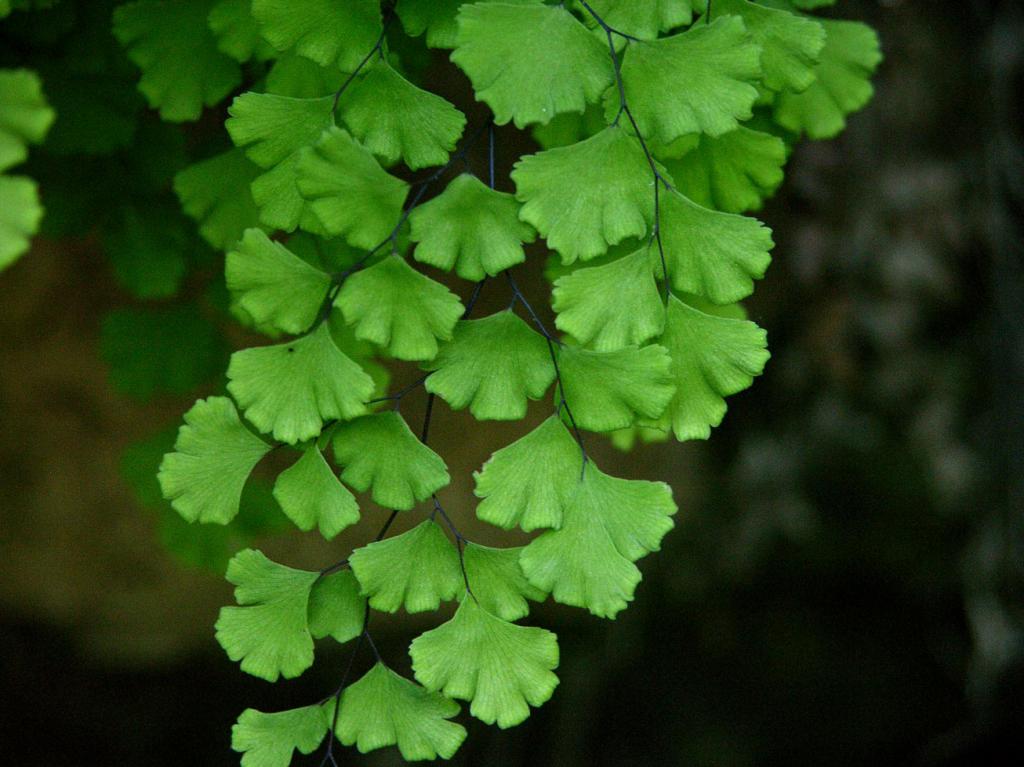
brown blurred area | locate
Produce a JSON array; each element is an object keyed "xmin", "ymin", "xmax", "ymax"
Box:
[{"xmin": 2, "ymin": 0, "xmax": 1023, "ymax": 765}]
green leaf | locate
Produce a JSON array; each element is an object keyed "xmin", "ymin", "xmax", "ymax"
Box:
[
  {"xmin": 513, "ymin": 126, "xmax": 663, "ymax": 263},
  {"xmin": 473, "ymin": 415, "xmax": 583, "ymax": 532},
  {"xmin": 396, "ymin": 0, "xmax": 467, "ymax": 48},
  {"xmin": 553, "ymin": 248, "xmax": 664, "ymax": 350},
  {"xmin": 226, "ymin": 92, "xmax": 334, "ymax": 232},
  {"xmin": 265, "ymin": 53, "xmax": 346, "ymax": 98},
  {"xmin": 451, "ymin": 3, "xmax": 611, "ymax": 128},
  {"xmin": 336, "ymin": 255, "xmax": 463, "ymax": 361},
  {"xmin": 652, "ymin": 295, "xmax": 769, "ymax": 440},
  {"xmin": 463, "ymin": 544, "xmax": 546, "ymax": 621},
  {"xmin": 410, "ymin": 173, "xmax": 534, "ymax": 280},
  {"xmin": 332, "ymin": 411, "xmax": 450, "ymax": 510},
  {"xmin": 614, "ymin": 16, "xmax": 762, "ymax": 142},
  {"xmin": 225, "ymin": 228, "xmax": 331, "ymax": 335},
  {"xmin": 712, "ymin": 0, "xmax": 825, "ymax": 93},
  {"xmin": 307, "ymin": 569, "xmax": 364, "ymax": 643},
  {"xmin": 215, "ymin": 549, "xmax": 319, "ymax": 681},
  {"xmin": 658, "ymin": 187, "xmax": 773, "ymax": 304},
  {"xmin": 209, "ymin": 0, "xmax": 273, "ymax": 62},
  {"xmin": 556, "ymin": 344, "xmax": 675, "ymax": 432},
  {"xmin": 773, "ymin": 18, "xmax": 882, "ymax": 139},
  {"xmin": 174, "ymin": 149, "xmax": 265, "ymax": 250},
  {"xmin": 0, "ymin": 69, "xmax": 55, "ymax": 171},
  {"xmin": 113, "ymin": 0, "xmax": 241, "ymax": 122},
  {"xmin": 575, "ymin": 0, "xmax": 704, "ymax": 44},
  {"xmin": 520, "ymin": 463, "xmax": 676, "ymax": 617},
  {"xmin": 251, "ymin": 0, "xmax": 382, "ymax": 71},
  {"xmin": 103, "ymin": 203, "xmax": 189, "ymax": 299},
  {"xmin": 0, "ymin": 175, "xmax": 42, "ymax": 269},
  {"xmin": 424, "ymin": 311, "xmax": 555, "ymax": 420},
  {"xmin": 273, "ymin": 446, "xmax": 359, "ymax": 539},
  {"xmin": 158, "ymin": 396, "xmax": 272, "ymax": 524},
  {"xmin": 410, "ymin": 596, "xmax": 559, "ymax": 728},
  {"xmin": 295, "ymin": 127, "xmax": 409, "ymax": 248},
  {"xmin": 349, "ymin": 519, "xmax": 461, "ymax": 612},
  {"xmin": 100, "ymin": 305, "xmax": 225, "ymax": 400},
  {"xmin": 232, "ymin": 706, "xmax": 328, "ymax": 767},
  {"xmin": 227, "ymin": 322, "xmax": 373, "ymax": 444},
  {"xmin": 339, "ymin": 60, "xmax": 466, "ymax": 170},
  {"xmin": 332, "ymin": 662, "xmax": 466, "ymax": 760},
  {"xmin": 660, "ymin": 127, "xmax": 786, "ymax": 213}
]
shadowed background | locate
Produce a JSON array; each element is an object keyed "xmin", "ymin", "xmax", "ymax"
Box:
[{"xmin": 1, "ymin": 0, "xmax": 1022, "ymax": 764}]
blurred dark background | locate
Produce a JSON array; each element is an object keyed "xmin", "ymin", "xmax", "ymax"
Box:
[{"xmin": 2, "ymin": 0, "xmax": 1023, "ymax": 764}]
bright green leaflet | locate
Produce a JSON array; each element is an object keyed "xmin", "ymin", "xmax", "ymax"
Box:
[
  {"xmin": 226, "ymin": 91, "xmax": 334, "ymax": 232},
  {"xmin": 232, "ymin": 706, "xmax": 328, "ymax": 767},
  {"xmin": 209, "ymin": 0, "xmax": 273, "ymax": 63},
  {"xmin": 552, "ymin": 248, "xmax": 665, "ymax": 350},
  {"xmin": 331, "ymin": 412, "xmax": 450, "ymax": 511},
  {"xmin": 473, "ymin": 415, "xmax": 583, "ymax": 532},
  {"xmin": 520, "ymin": 463, "xmax": 676, "ymax": 618},
  {"xmin": 272, "ymin": 446, "xmax": 359, "ymax": 539},
  {"xmin": 661, "ymin": 127, "xmax": 786, "ymax": 214},
  {"xmin": 335, "ymin": 255, "xmax": 464, "ymax": 362},
  {"xmin": 576, "ymin": 0, "xmax": 705, "ymax": 45},
  {"xmin": 225, "ymin": 228, "xmax": 331, "ymax": 336},
  {"xmin": 451, "ymin": 3, "xmax": 610, "ymax": 128},
  {"xmin": 0, "ymin": 175, "xmax": 42, "ymax": 269},
  {"xmin": 331, "ymin": 663, "xmax": 467, "ymax": 761},
  {"xmin": 614, "ymin": 15, "xmax": 762, "ymax": 142},
  {"xmin": 113, "ymin": 0, "xmax": 241, "ymax": 122},
  {"xmin": 348, "ymin": 519, "xmax": 462, "ymax": 613},
  {"xmin": 215, "ymin": 548, "xmax": 320, "ymax": 682},
  {"xmin": 773, "ymin": 18, "xmax": 882, "ymax": 139},
  {"xmin": 250, "ymin": 0, "xmax": 382, "ymax": 72},
  {"xmin": 711, "ymin": 0, "xmax": 825, "ymax": 93},
  {"xmin": 339, "ymin": 60, "xmax": 466, "ymax": 171},
  {"xmin": 658, "ymin": 186, "xmax": 774, "ymax": 304},
  {"xmin": 410, "ymin": 597, "xmax": 559, "ymax": 728},
  {"xmin": 513, "ymin": 126, "xmax": 665, "ymax": 263},
  {"xmin": 0, "ymin": 69, "xmax": 54, "ymax": 171},
  {"xmin": 158, "ymin": 396, "xmax": 272, "ymax": 524},
  {"xmin": 556, "ymin": 344, "xmax": 676, "ymax": 432},
  {"xmin": 174, "ymin": 148, "xmax": 265, "ymax": 250},
  {"xmin": 463, "ymin": 544, "xmax": 547, "ymax": 621},
  {"xmin": 423, "ymin": 311, "xmax": 555, "ymax": 421},
  {"xmin": 307, "ymin": 569, "xmax": 364, "ymax": 643},
  {"xmin": 409, "ymin": 173, "xmax": 535, "ymax": 280},
  {"xmin": 295, "ymin": 126, "xmax": 409, "ymax": 248},
  {"xmin": 226, "ymin": 322, "xmax": 374, "ymax": 444},
  {"xmin": 651, "ymin": 295, "xmax": 770, "ymax": 440}
]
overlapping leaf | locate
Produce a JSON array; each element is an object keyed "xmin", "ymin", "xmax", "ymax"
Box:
[
  {"xmin": 273, "ymin": 446, "xmax": 359, "ymax": 539},
  {"xmin": 335, "ymin": 255, "xmax": 463, "ymax": 361},
  {"xmin": 331, "ymin": 663, "xmax": 467, "ymax": 760},
  {"xmin": 513, "ymin": 126, "xmax": 663, "ymax": 263},
  {"xmin": 307, "ymin": 569, "xmax": 364, "ymax": 643},
  {"xmin": 520, "ymin": 464, "xmax": 675, "ymax": 617},
  {"xmin": 174, "ymin": 149, "xmax": 265, "ymax": 249},
  {"xmin": 652, "ymin": 296, "xmax": 769, "ymax": 440},
  {"xmin": 614, "ymin": 16, "xmax": 762, "ymax": 141},
  {"xmin": 215, "ymin": 549, "xmax": 320, "ymax": 681},
  {"xmin": 227, "ymin": 322, "xmax": 374, "ymax": 444},
  {"xmin": 424, "ymin": 311, "xmax": 555, "ymax": 420},
  {"xmin": 463, "ymin": 544, "xmax": 547, "ymax": 620},
  {"xmin": 158, "ymin": 397, "xmax": 272, "ymax": 524},
  {"xmin": 552, "ymin": 248, "xmax": 665, "ymax": 350},
  {"xmin": 452, "ymin": 3, "xmax": 610, "ymax": 128},
  {"xmin": 409, "ymin": 173, "xmax": 534, "ymax": 280},
  {"xmin": 348, "ymin": 519, "xmax": 461, "ymax": 613},
  {"xmin": 339, "ymin": 60, "xmax": 465, "ymax": 170},
  {"xmin": 410, "ymin": 597, "xmax": 559, "ymax": 728},
  {"xmin": 556, "ymin": 344, "xmax": 675, "ymax": 432},
  {"xmin": 251, "ymin": 0, "xmax": 382, "ymax": 72},
  {"xmin": 332, "ymin": 412, "xmax": 449, "ymax": 510},
  {"xmin": 474, "ymin": 415, "xmax": 584, "ymax": 531}
]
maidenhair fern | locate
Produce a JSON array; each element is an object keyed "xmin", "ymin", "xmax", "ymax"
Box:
[{"xmin": 1, "ymin": 0, "xmax": 881, "ymax": 762}]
